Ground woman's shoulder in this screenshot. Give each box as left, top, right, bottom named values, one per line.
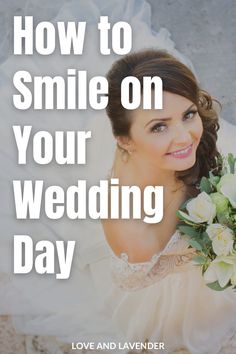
left=101, top=218, right=177, bottom=263
left=102, top=219, right=154, bottom=262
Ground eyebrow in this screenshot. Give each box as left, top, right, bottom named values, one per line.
left=145, top=103, right=197, bottom=127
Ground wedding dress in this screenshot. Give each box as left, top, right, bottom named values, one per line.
left=0, top=1, right=236, bottom=353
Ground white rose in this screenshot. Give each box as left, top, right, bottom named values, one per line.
left=212, top=236, right=234, bottom=257
left=218, top=174, right=236, bottom=208
left=186, top=192, right=216, bottom=224
left=206, top=224, right=234, bottom=256
left=204, top=256, right=236, bottom=288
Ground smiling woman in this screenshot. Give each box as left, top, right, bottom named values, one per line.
left=102, top=49, right=219, bottom=263
left=126, top=92, right=203, bottom=173
left=106, top=50, right=220, bottom=188
left=95, top=48, right=236, bottom=353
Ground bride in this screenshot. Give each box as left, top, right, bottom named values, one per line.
left=97, top=49, right=236, bottom=353
left=103, top=48, right=215, bottom=266
left=1, top=1, right=236, bottom=354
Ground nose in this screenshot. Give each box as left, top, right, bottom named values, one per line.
left=173, top=124, right=192, bottom=145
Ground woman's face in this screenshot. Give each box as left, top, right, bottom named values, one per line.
left=127, top=91, right=203, bottom=172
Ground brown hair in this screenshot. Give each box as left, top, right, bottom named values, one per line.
left=106, top=49, right=220, bottom=186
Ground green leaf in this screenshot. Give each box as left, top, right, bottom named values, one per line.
left=201, top=232, right=212, bottom=248
left=216, top=154, right=224, bottom=175
left=192, top=255, right=206, bottom=264
left=201, top=231, right=210, bottom=240
left=209, top=173, right=220, bottom=188
left=217, top=212, right=235, bottom=229
left=227, top=153, right=236, bottom=174
left=206, top=280, right=229, bottom=291
left=178, top=225, right=200, bottom=238
left=188, top=239, right=203, bottom=251
left=176, top=211, right=197, bottom=225
left=200, top=177, right=212, bottom=193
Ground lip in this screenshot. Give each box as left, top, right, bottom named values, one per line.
left=166, top=144, right=193, bottom=159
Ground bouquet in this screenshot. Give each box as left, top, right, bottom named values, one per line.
left=177, top=153, right=236, bottom=291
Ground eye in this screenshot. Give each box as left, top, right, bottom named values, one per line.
left=150, top=123, right=167, bottom=133
left=183, top=110, right=198, bottom=121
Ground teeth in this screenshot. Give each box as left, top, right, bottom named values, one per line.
left=171, top=145, right=192, bottom=156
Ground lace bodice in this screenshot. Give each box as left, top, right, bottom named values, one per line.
left=110, top=231, right=196, bottom=291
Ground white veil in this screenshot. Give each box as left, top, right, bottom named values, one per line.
left=0, top=0, right=235, bottom=343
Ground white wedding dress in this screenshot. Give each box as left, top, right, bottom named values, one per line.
left=0, top=1, right=236, bottom=353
